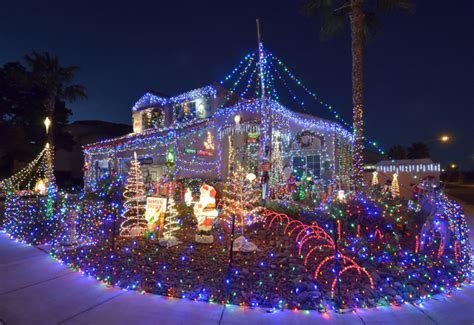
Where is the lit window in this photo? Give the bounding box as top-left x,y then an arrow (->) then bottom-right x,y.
175,101 -> 196,122
292,155 -> 321,181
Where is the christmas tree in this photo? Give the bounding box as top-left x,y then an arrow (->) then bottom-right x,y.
270,130 -> 283,189
158,145 -> 182,247
120,153 -> 148,237
371,171 -> 379,186
162,197 -> 180,238
391,173 -> 400,197
221,163 -> 259,252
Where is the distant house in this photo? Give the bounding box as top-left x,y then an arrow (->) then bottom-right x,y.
55,120 -> 132,186
365,158 -> 441,198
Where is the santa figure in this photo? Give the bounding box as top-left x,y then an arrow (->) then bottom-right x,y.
194,184 -> 218,243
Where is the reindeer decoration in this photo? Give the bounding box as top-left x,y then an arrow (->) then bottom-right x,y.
418,185 -> 450,256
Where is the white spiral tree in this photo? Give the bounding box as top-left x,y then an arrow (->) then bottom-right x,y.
120,153 -> 148,237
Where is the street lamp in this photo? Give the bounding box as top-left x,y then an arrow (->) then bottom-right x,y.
439,135 -> 450,143
450,164 -> 457,169
44,117 -> 51,134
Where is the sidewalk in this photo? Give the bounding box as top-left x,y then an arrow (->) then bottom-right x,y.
1,231 -> 473,324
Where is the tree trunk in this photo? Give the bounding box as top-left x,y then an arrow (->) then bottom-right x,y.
350,0 -> 365,189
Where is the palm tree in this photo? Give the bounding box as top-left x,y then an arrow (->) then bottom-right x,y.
24,51 -> 86,147
302,0 -> 414,189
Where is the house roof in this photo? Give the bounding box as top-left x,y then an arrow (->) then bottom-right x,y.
132,85 -> 218,112
377,158 -> 434,166
84,97 -> 352,156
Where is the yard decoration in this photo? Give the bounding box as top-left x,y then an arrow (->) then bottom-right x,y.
158,197 -> 182,247
120,153 -> 148,237
371,171 -> 379,186
194,184 -> 218,244
391,173 -> 400,197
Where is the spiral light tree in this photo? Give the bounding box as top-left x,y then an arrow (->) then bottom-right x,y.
159,196 -> 181,247
120,153 -> 148,237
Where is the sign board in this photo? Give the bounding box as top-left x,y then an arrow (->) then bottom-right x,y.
185,148 -> 197,154
138,157 -> 153,165
145,197 -> 167,228
197,150 -> 213,157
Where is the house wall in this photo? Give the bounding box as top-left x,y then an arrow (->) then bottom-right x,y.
83,97 -> 352,192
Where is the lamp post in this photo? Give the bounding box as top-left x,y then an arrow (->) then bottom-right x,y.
44,116 -> 54,150
44,117 -> 54,189
44,117 -> 51,135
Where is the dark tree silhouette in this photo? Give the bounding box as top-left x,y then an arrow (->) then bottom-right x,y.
407,142 -> 430,159
25,51 -> 87,148
388,144 -> 407,160
0,53 -> 86,176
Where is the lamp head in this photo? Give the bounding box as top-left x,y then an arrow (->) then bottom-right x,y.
234,115 -> 241,125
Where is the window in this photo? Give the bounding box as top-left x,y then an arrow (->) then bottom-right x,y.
292,155 -> 321,180
174,101 -> 196,123
143,108 -> 165,129
195,99 -> 208,118
292,157 -> 306,181
306,155 -> 321,178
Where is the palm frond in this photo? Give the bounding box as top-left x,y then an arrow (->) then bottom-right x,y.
363,12 -> 380,43
376,0 -> 415,13
301,0 -> 325,16
301,0 -> 349,16
61,85 -> 87,102
302,0 -> 350,40
320,8 -> 348,40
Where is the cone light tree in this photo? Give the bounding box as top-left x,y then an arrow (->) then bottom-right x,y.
162,197 -> 180,239
371,171 -> 379,186
391,172 -> 400,198
159,144 -> 182,247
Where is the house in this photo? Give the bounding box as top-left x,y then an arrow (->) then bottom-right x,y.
365,158 -> 441,198
83,84 -> 353,192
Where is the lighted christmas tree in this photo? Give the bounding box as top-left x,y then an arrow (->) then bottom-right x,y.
371,171 -> 379,186
158,197 -> 181,247
391,173 -> 400,197
270,130 -> 283,189
221,163 -> 259,252
158,144 -> 182,247
120,153 -> 148,237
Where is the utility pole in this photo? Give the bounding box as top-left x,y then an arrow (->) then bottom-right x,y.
256,18 -> 271,203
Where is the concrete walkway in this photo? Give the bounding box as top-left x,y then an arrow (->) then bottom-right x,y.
1,231 -> 474,325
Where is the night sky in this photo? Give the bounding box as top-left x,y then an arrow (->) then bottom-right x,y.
1,0 -> 473,168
